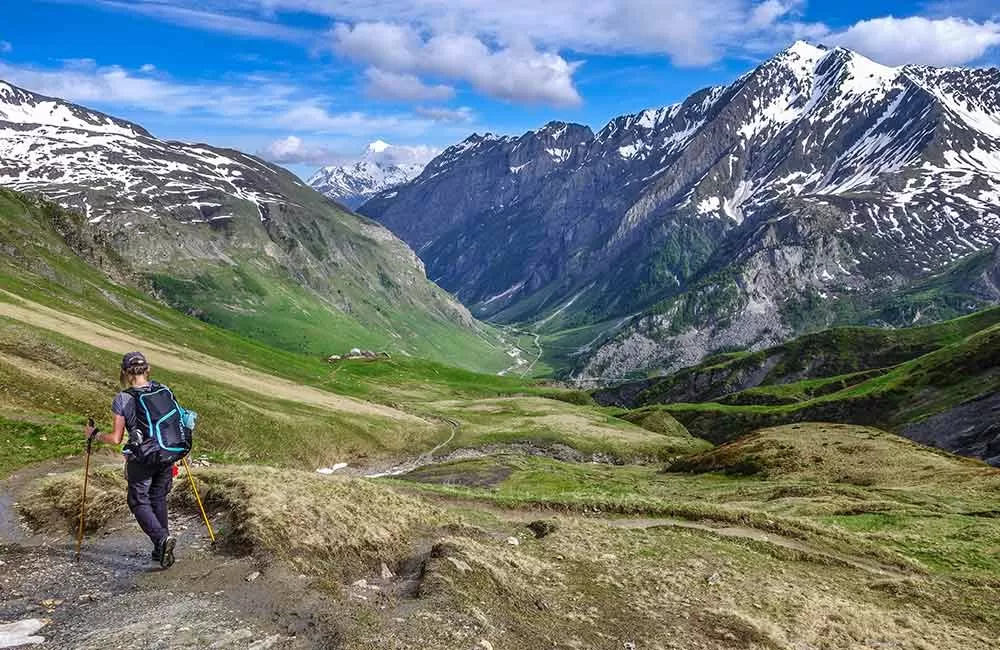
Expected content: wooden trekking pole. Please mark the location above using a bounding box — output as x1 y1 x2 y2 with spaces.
182 456 215 543
75 418 97 562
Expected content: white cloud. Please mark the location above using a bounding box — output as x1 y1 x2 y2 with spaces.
0 58 439 141
76 1 1000 69
93 0 314 42
332 22 582 106
0 41 12 54
139 63 156 73
366 142 442 166
827 16 1000 66
259 136 441 167
273 104 430 135
259 135 340 164
414 105 475 123
49 0 1000 114
748 0 803 30
364 68 455 102
0 58 296 119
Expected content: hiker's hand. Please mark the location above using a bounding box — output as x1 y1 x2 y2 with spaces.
85 421 99 441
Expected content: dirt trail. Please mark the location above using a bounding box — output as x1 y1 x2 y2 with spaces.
363 417 459 478
416 492 909 577
0 458 339 649
0 290 425 425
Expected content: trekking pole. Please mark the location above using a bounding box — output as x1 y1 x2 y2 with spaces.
181 456 216 544
75 418 97 562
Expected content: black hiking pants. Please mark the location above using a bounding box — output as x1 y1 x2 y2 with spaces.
126 459 173 546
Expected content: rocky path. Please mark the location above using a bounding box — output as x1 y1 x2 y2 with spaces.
0 459 340 649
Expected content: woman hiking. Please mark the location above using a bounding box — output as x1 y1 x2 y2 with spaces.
85 351 192 568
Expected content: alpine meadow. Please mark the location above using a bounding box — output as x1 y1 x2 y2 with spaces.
2 2 1000 649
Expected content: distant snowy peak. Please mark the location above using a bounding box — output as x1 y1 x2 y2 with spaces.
308 159 423 208
308 141 433 208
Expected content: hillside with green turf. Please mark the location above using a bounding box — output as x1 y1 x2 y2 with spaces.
1 188 698 478
0 188 511 373
596 308 1000 464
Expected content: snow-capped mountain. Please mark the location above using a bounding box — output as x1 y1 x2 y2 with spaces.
0 80 487 358
361 41 1000 379
308 141 429 208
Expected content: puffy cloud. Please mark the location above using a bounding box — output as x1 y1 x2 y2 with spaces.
0 41 12 54
139 63 156 73
75 1 1000 69
258 135 339 164
414 106 476 123
748 0 803 29
364 68 455 102
259 136 441 168
52 0 1000 113
365 141 442 166
827 16 1000 66
273 104 431 135
332 22 581 106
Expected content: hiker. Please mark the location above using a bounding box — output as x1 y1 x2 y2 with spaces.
84 351 192 568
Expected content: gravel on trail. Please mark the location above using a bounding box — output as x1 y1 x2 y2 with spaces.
0 459 342 650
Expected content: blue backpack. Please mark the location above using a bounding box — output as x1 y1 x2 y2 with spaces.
125 382 195 464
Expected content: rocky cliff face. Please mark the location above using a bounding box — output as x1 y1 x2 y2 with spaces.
361 41 1000 379
0 81 499 365
973 245 1000 301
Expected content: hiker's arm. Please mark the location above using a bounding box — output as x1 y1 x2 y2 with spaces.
86 415 126 445
103 415 126 445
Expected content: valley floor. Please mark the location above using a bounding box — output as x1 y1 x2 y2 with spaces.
3 249 1000 648
4 422 1000 649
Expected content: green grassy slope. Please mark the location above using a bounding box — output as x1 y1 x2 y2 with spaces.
1 189 687 475
394 423 1000 589
597 306 1000 408
626 318 1000 460
0 188 510 373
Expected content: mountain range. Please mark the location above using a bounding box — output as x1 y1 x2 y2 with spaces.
360 41 1000 380
0 80 509 371
308 140 432 208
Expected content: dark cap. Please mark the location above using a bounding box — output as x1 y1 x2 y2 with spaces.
121 351 148 371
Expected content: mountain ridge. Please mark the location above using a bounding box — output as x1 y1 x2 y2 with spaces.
0 80 510 371
360 41 1000 379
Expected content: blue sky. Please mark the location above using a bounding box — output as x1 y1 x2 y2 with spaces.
2 0 999 177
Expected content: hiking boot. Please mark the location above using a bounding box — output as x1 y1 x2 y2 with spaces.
156 535 176 569
151 547 161 563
